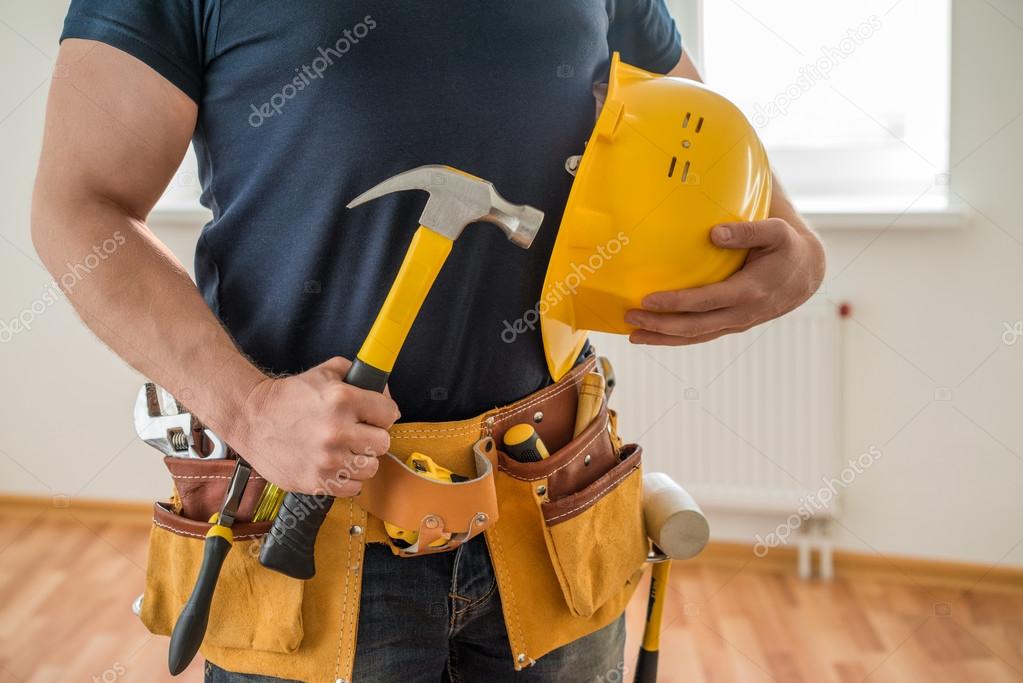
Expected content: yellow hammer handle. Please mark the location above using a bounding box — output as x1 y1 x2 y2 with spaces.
357 226 453 374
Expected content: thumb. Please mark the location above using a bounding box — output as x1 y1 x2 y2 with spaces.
712 219 790 249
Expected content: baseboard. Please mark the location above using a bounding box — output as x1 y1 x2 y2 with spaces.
691 541 1023 594
1 494 1020 594
0 493 152 525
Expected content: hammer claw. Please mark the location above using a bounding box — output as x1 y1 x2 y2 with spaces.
346 165 542 248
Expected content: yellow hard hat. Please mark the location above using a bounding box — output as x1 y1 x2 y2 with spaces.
540 53 773 380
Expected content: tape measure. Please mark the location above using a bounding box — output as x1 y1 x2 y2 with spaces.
384 452 468 549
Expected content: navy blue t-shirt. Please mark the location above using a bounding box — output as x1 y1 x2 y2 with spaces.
61 1 682 421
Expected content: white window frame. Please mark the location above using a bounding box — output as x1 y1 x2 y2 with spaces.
665 0 968 230
150 3 969 231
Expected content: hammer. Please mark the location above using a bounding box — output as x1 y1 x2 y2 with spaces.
260 165 543 580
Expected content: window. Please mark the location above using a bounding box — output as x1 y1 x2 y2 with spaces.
669 0 952 213
154 2 953 218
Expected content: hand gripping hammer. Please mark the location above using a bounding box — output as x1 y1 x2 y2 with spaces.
260 165 543 579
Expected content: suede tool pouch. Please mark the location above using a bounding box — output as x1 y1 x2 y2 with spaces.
541 445 645 618
140 456 306 655
495 404 648 619
141 503 305 654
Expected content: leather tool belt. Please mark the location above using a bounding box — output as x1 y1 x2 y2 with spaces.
140 354 648 682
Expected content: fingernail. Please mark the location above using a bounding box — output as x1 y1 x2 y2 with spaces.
625 311 642 325
714 226 732 243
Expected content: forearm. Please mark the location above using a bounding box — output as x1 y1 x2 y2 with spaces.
768 173 811 235
31 192 265 442
766 174 826 284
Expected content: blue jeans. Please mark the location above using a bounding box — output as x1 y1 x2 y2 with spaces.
205 536 626 682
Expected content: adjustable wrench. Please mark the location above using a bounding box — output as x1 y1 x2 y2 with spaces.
133 383 226 459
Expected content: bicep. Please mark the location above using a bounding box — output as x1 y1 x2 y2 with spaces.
35 39 197 219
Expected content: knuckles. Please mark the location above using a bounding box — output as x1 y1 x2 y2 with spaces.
736 222 759 243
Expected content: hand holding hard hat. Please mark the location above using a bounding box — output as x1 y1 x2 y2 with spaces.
626 214 825 347
541 53 823 379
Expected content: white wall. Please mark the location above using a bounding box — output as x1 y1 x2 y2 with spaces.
0 1 1020 568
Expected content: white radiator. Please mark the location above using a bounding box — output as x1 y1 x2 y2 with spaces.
597 300 843 517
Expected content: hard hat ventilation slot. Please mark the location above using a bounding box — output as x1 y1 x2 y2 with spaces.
681 161 691 183
682 112 691 128
695 117 705 133
667 156 678 177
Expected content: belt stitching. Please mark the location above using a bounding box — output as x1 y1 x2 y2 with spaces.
334 500 355 683
490 371 589 428
170 474 266 481
151 518 263 541
485 528 528 662
497 415 609 482
343 504 362 677
543 465 639 523
389 358 595 438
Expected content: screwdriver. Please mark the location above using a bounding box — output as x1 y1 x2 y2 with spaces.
502 424 550 463
168 459 252 675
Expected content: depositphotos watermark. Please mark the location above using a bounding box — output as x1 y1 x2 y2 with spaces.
750 15 882 129
0 231 126 344
248 15 377 127
753 446 882 557
500 230 630 344
1002 320 1022 346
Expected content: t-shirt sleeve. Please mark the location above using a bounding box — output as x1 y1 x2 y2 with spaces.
607 0 684 74
60 0 204 103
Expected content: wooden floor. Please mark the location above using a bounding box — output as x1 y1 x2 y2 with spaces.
1 513 1021 682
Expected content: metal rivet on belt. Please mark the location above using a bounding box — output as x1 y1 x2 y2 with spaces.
536 485 547 497
517 653 527 664
476 513 489 525
583 454 592 466
424 515 440 529
349 525 363 536
533 411 544 423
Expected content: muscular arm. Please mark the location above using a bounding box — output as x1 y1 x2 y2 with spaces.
624 51 826 345
32 39 263 433
32 40 396 494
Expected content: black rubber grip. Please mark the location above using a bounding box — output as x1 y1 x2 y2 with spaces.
168 534 231 675
259 491 334 579
634 648 659 683
343 358 389 392
259 357 389 580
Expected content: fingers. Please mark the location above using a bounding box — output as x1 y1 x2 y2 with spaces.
351 389 401 428
641 278 748 313
337 422 391 460
291 470 365 498
626 308 752 340
712 218 791 249
629 327 748 346
333 450 380 482
318 355 353 377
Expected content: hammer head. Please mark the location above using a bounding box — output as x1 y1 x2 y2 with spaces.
347 165 543 248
